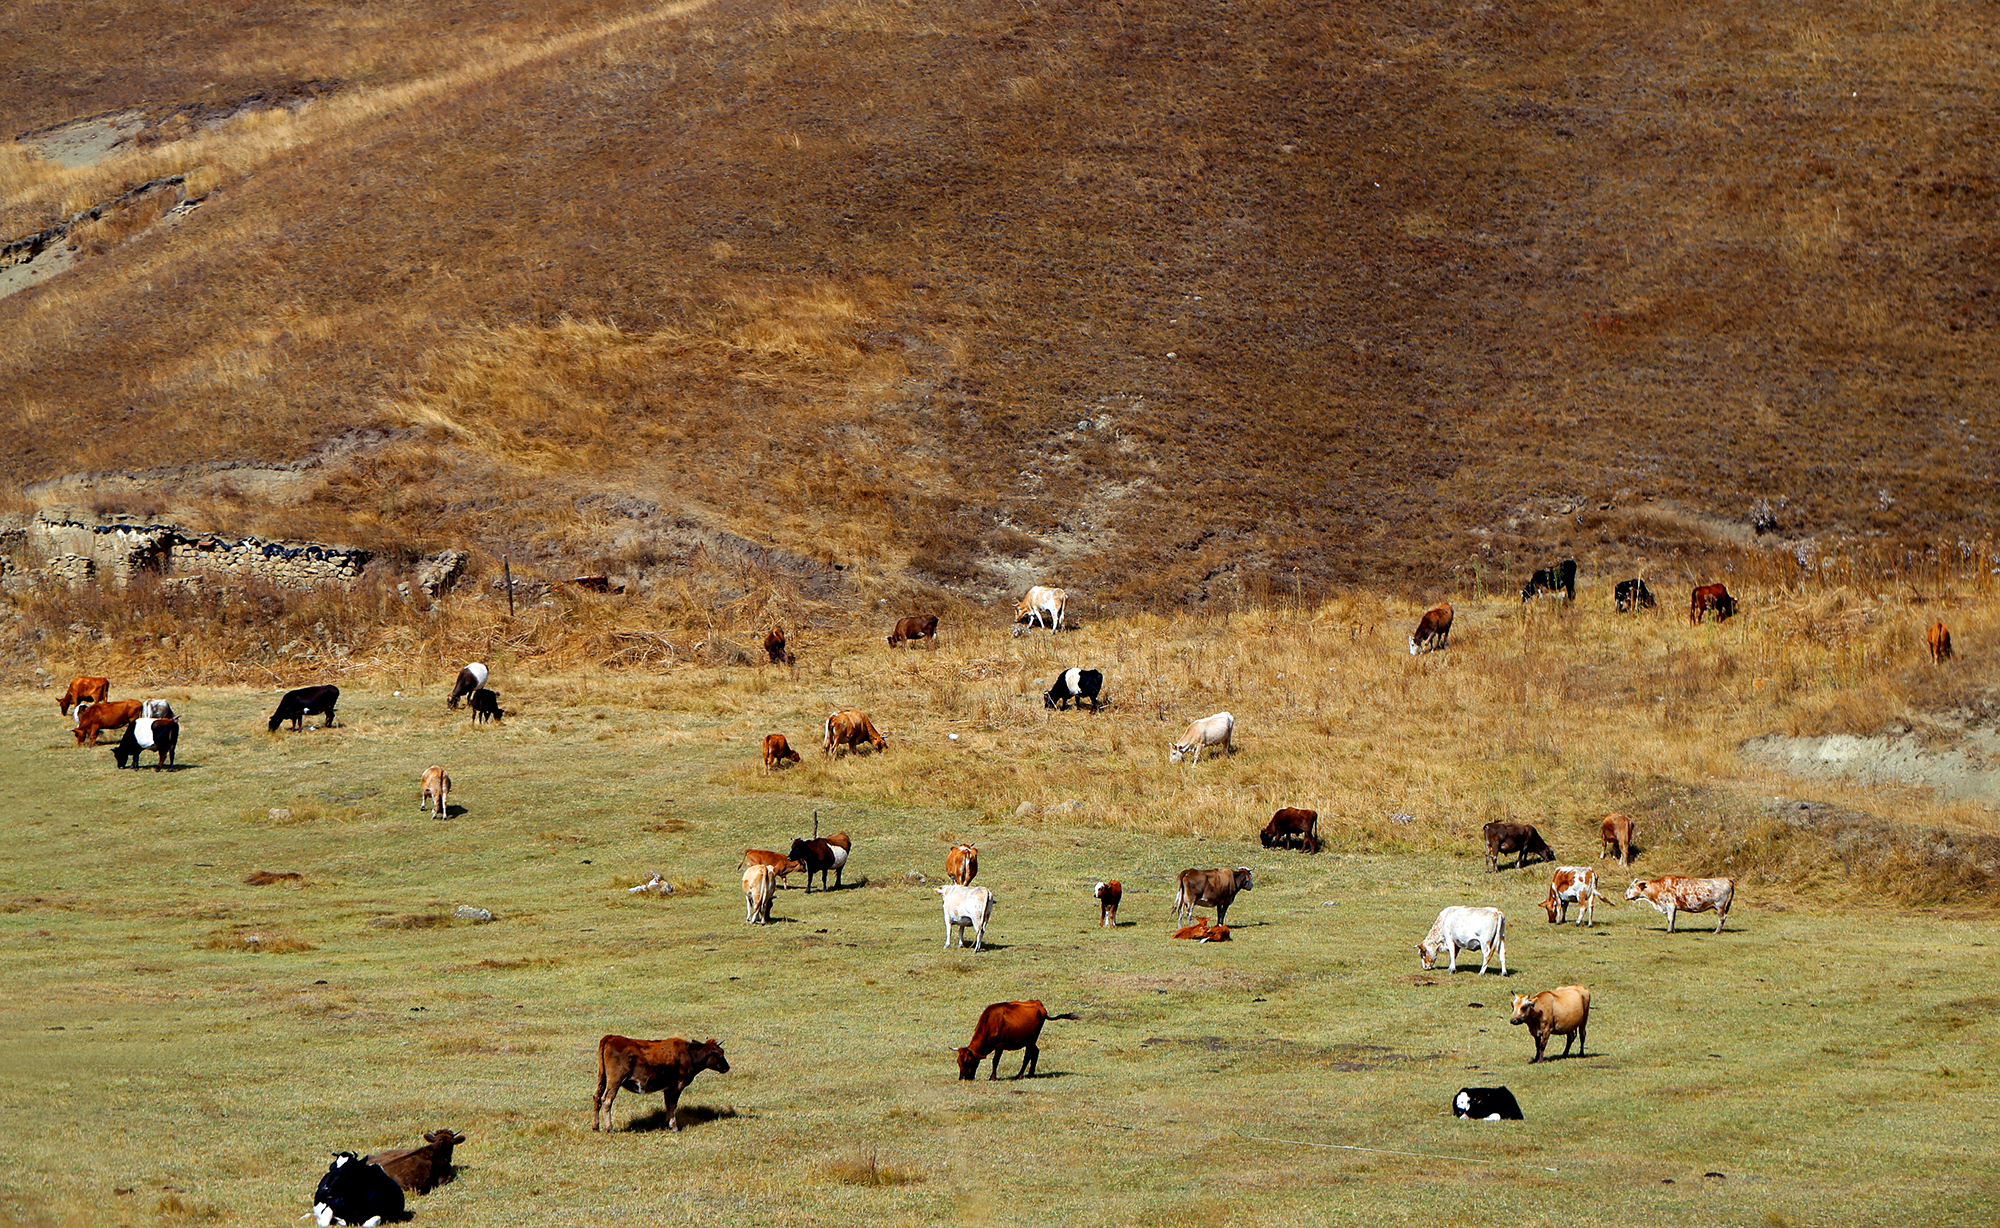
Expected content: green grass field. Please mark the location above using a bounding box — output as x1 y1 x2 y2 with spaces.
4 664 1997 1228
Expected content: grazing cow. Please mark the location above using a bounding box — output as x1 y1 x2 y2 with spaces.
1409 602 1454 655
955 1000 1078 1080
311 1153 405 1227
1416 905 1508 975
763 626 794 667
269 685 339 732
593 1035 730 1132
1453 1087 1524 1120
1614 579 1657 612
468 688 504 724
1600 813 1635 867
58 676 109 716
73 698 143 746
938 883 994 951
1521 559 1576 602
787 830 852 892
1541 866 1605 926
1093 880 1121 927
1929 621 1954 665
1260 807 1321 853
1172 917 1232 942
111 716 178 770
743 863 777 925
1015 585 1068 630
365 1129 465 1195
1168 711 1234 764
1625 875 1735 933
761 733 802 774
140 699 175 719
1510 986 1590 1063
822 709 887 758
446 663 488 710
1174 866 1253 927
742 849 806 880
1484 821 1555 872
419 765 451 818
1689 583 1737 624
1044 667 1104 712
888 614 940 649
946 842 979 886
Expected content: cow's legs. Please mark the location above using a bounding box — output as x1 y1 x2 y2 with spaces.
1496 937 1506 977
1447 944 1459 974
1665 905 1677 933
1476 943 1490 975
1017 1043 1038 1079
1714 908 1726 934
988 1051 1003 1080
594 1080 615 1131
664 1088 683 1131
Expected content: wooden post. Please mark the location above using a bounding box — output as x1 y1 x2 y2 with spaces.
505 557 515 617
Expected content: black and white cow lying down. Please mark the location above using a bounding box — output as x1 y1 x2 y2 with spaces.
311 1152 405 1226
1453 1087 1524 1120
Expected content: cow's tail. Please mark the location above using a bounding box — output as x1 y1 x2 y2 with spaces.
822 715 835 756
1049 1012 1081 1021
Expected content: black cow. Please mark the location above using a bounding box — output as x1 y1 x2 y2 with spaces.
311 1153 405 1227
1453 1087 1524 1120
1044 667 1103 712
787 830 852 892
1614 578 1656 612
1483 821 1555 872
1521 559 1577 603
112 717 178 770
469 688 504 724
269 686 340 732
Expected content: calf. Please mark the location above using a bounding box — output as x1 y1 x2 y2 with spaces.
58 675 109 716
1484 821 1554 871
419 765 451 818
1093 880 1121 927
73 698 143 746
787 830 852 892
742 849 807 880
1541 866 1605 926
446 663 488 710
1625 875 1735 933
269 685 339 732
1172 917 1231 942
955 1000 1078 1080
111 717 178 770
311 1153 404 1227
1453 1087 1524 1120
1174 866 1252 927
888 614 939 649
1260 807 1321 853
1689 583 1737 624
946 842 979 886
823 709 887 758
1510 986 1590 1063
761 733 802 774
1408 602 1454 655
1929 621 1954 665
1417 906 1508 975
1614 578 1656 612
365 1129 465 1195
593 1035 730 1131
1600 812 1634 867
1168 711 1234 764
469 688 504 724
1044 667 1104 712
763 626 794 667
1015 585 1067 631
939 884 994 951
743 863 777 924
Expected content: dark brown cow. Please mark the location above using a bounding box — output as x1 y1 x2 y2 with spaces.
1174 867 1253 927
888 614 939 649
762 733 802 774
1484 821 1554 872
73 698 143 746
1409 602 1454 655
1600 812 1634 867
1690 583 1737 624
788 830 852 892
1260 808 1321 853
822 709 887 757
763 627 795 669
366 1129 465 1194
1093 880 1121 927
1929 621 1953 665
593 1036 730 1131
955 1000 1079 1080
58 676 109 716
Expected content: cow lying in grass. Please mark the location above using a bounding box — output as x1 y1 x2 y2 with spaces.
311 1153 403 1227
365 1129 465 1194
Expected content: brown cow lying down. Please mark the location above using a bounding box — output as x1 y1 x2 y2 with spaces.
593 1035 729 1131
1510 986 1590 1063
1172 917 1232 942
366 1129 466 1194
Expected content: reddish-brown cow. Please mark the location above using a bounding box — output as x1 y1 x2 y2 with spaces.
946 843 978 886
823 709 887 757
365 1130 465 1194
1409 602 1454 655
59 676 109 717
762 733 802 775
1690 583 1738 624
593 1035 730 1131
1260 808 1321 853
1929 621 1954 665
742 849 806 879
1600 813 1635 867
954 1001 1079 1080
888 614 939 649
1093 881 1121 927
73 699 143 746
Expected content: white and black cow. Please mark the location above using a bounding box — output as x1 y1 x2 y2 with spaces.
1044 668 1103 712
311 1153 405 1227
1453 1087 1524 1120
112 716 178 770
447 663 488 710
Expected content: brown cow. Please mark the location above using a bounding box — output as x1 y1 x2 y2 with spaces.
1260 808 1321 853
1484 821 1554 872
72 698 143 746
946 842 978 886
1172 917 1232 942
1626 875 1735 933
365 1130 465 1194
1174 867 1253 927
742 849 806 880
788 830 852 892
762 733 802 775
58 676 109 717
1690 583 1737 624
763 627 795 669
888 614 939 649
1409 602 1454 655
823 709 887 758
954 1000 1078 1080
593 1035 730 1131
1510 986 1590 1063
1600 813 1634 867
419 766 451 818
1093 880 1121 927
1929 621 1954 665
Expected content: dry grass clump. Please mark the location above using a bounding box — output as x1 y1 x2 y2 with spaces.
822 1149 925 1187
366 913 453 930
241 870 305 886
197 928 314 953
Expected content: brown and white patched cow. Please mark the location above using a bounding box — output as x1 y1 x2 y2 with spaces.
946 843 978 886
1541 866 1605 926
1625 875 1735 933
823 710 887 758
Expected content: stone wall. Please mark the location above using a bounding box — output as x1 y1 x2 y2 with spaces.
22 509 371 590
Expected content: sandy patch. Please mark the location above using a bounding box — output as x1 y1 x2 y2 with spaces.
1743 726 2000 802
20 109 146 168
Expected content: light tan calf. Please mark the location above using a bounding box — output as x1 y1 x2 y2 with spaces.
420 765 451 818
1510 985 1590 1063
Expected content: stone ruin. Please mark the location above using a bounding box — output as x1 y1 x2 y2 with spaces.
14 508 372 591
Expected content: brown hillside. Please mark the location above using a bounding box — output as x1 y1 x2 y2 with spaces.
1 0 1995 602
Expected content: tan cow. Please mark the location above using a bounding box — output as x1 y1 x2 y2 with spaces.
420 766 452 818
743 863 776 925
1172 917 1231 942
1015 586 1067 631
762 733 802 774
1510 986 1590 1063
1929 621 1954 665
1600 813 1635 867
58 676 109 716
822 709 887 757
946 842 978 886
1625 875 1735 933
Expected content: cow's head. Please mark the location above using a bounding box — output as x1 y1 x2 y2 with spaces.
694 1039 730 1074
1417 938 1439 970
956 1046 983 1080
787 839 815 863
1043 687 1060 709
1624 879 1648 901
1541 887 1561 923
1234 867 1254 891
424 1129 467 1148
1168 742 1191 764
1508 995 1539 1027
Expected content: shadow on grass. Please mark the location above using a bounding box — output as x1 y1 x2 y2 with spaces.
622 1104 741 1132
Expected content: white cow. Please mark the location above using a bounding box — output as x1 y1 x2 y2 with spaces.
140 698 175 718
1016 586 1067 630
1416 906 1508 975
743 863 776 925
1168 712 1235 764
938 884 994 951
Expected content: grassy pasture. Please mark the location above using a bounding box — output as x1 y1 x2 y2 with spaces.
4 600 2000 1227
